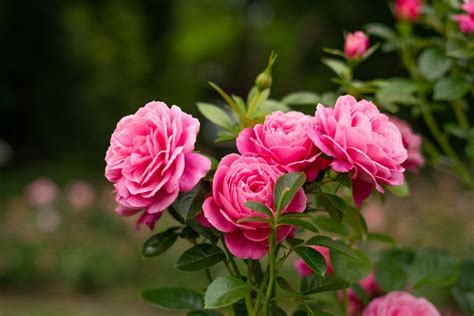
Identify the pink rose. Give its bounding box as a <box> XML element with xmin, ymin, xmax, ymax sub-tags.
<box><xmin>66</xmin><ymin>180</ymin><xmax>96</xmax><ymax>210</ymax></box>
<box><xmin>389</xmin><ymin>117</ymin><xmax>424</xmax><ymax>172</ymax></box>
<box><xmin>105</xmin><ymin>101</ymin><xmax>211</xmax><ymax>229</ymax></box>
<box><xmin>25</xmin><ymin>178</ymin><xmax>58</xmax><ymax>208</ymax></box>
<box><xmin>200</xmin><ymin>154</ymin><xmax>306</xmax><ymax>259</ymax></box>
<box><xmin>295</xmin><ymin>246</ymin><xmax>333</xmax><ymax>277</ymax></box>
<box><xmin>237</xmin><ymin>111</ymin><xmax>328</xmax><ymax>181</ymax></box>
<box><xmin>455</xmin><ymin>14</ymin><xmax>474</xmax><ymax>33</ymax></box>
<box><xmin>363</xmin><ymin>291</ymin><xmax>440</xmax><ymax>316</ymax></box>
<box><xmin>462</xmin><ymin>0</ymin><xmax>474</xmax><ymax>18</ymax></box>
<box><xmin>344</xmin><ymin>31</ymin><xmax>369</xmax><ymax>60</ymax></box>
<box><xmin>395</xmin><ymin>0</ymin><xmax>422</xmax><ymax>21</ymax></box>
<box><xmin>345</xmin><ymin>273</ymin><xmax>382</xmax><ymax>316</ymax></box>
<box><xmin>309</xmin><ymin>95</ymin><xmax>407</xmax><ymax>207</ymax></box>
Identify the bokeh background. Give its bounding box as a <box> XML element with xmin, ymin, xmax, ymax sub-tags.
<box><xmin>0</xmin><ymin>0</ymin><xmax>472</xmax><ymax>315</ymax></box>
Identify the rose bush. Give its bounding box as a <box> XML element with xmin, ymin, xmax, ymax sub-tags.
<box><xmin>103</xmin><ymin>1</ymin><xmax>473</xmax><ymax>315</ymax></box>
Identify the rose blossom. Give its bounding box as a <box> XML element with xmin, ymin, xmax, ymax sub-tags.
<box><xmin>105</xmin><ymin>101</ymin><xmax>211</xmax><ymax>229</ymax></box>
<box><xmin>389</xmin><ymin>117</ymin><xmax>424</xmax><ymax>172</ymax></box>
<box><xmin>344</xmin><ymin>31</ymin><xmax>369</xmax><ymax>60</ymax></box>
<box><xmin>462</xmin><ymin>0</ymin><xmax>474</xmax><ymax>18</ymax></box>
<box><xmin>200</xmin><ymin>154</ymin><xmax>306</xmax><ymax>259</ymax></box>
<box><xmin>25</xmin><ymin>178</ymin><xmax>58</xmax><ymax>208</ymax></box>
<box><xmin>363</xmin><ymin>291</ymin><xmax>440</xmax><ymax>316</ymax></box>
<box><xmin>237</xmin><ymin>111</ymin><xmax>328</xmax><ymax>181</ymax></box>
<box><xmin>309</xmin><ymin>95</ymin><xmax>407</xmax><ymax>207</ymax></box>
<box><xmin>455</xmin><ymin>14</ymin><xmax>474</xmax><ymax>33</ymax></box>
<box><xmin>294</xmin><ymin>246</ymin><xmax>333</xmax><ymax>277</ymax></box>
<box><xmin>395</xmin><ymin>0</ymin><xmax>422</xmax><ymax>21</ymax></box>
<box><xmin>66</xmin><ymin>180</ymin><xmax>96</xmax><ymax>210</ymax></box>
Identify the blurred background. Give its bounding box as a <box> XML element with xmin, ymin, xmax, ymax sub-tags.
<box><xmin>0</xmin><ymin>0</ymin><xmax>472</xmax><ymax>315</ymax></box>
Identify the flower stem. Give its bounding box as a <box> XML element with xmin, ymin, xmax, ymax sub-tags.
<box><xmin>262</xmin><ymin>227</ymin><xmax>276</xmax><ymax>316</ymax></box>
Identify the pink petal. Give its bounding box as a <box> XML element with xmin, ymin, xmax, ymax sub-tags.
<box><xmin>179</xmin><ymin>152</ymin><xmax>211</xmax><ymax>192</ymax></box>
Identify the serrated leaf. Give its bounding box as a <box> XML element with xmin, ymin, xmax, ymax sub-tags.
<box><xmin>295</xmin><ymin>246</ymin><xmax>327</xmax><ymax>277</ymax></box>
<box><xmin>281</xmin><ymin>92</ymin><xmax>320</xmax><ymax>106</ymax></box>
<box><xmin>197</xmin><ymin>102</ymin><xmax>233</xmax><ymax>130</ymax></box>
<box><xmin>408</xmin><ymin>249</ymin><xmax>459</xmax><ymax>288</ymax></box>
<box><xmin>142</xmin><ymin>228</ymin><xmax>179</xmax><ymax>258</ymax></box>
<box><xmin>274</xmin><ymin>172</ymin><xmax>306</xmax><ymax>213</ymax></box>
<box><xmin>306</xmin><ymin>236</ymin><xmax>358</xmax><ymax>260</ymax></box>
<box><xmin>276</xmin><ymin>276</ymin><xmax>296</xmax><ymax>293</ymax></box>
<box><xmin>142</xmin><ymin>288</ymin><xmax>203</xmax><ymax>310</ymax></box>
<box><xmin>331</xmin><ymin>249</ymin><xmax>371</xmax><ymax>283</ymax></box>
<box><xmin>322</xmin><ymin>58</ymin><xmax>350</xmax><ymax>79</ymax></box>
<box><xmin>175</xmin><ymin>244</ymin><xmax>225</xmax><ymax>271</ymax></box>
<box><xmin>204</xmin><ymin>276</ymin><xmax>251</xmax><ymax>309</ymax></box>
<box><xmin>301</xmin><ymin>274</ymin><xmax>350</xmax><ymax>295</ymax></box>
<box><xmin>418</xmin><ymin>48</ymin><xmax>452</xmax><ymax>81</ymax></box>
<box><xmin>433</xmin><ymin>78</ymin><xmax>470</xmax><ymax>101</ymax></box>
<box><xmin>367</xmin><ymin>233</ymin><xmax>397</xmax><ymax>246</ymax></box>
<box><xmin>244</xmin><ymin>201</ymin><xmax>273</xmax><ymax>217</ymax></box>
<box><xmin>279</xmin><ymin>217</ymin><xmax>319</xmax><ymax>233</ymax></box>
<box><xmin>237</xmin><ymin>216</ymin><xmax>271</xmax><ymax>223</ymax></box>
<box><xmin>343</xmin><ymin>207</ymin><xmax>368</xmax><ymax>241</ymax></box>
<box><xmin>172</xmin><ymin>183</ymin><xmax>205</xmax><ymax>219</ymax></box>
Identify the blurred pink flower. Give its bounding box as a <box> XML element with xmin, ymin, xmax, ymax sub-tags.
<box><xmin>363</xmin><ymin>291</ymin><xmax>440</xmax><ymax>316</ymax></box>
<box><xmin>345</xmin><ymin>273</ymin><xmax>382</xmax><ymax>316</ymax></box>
<box><xmin>105</xmin><ymin>101</ymin><xmax>211</xmax><ymax>229</ymax></box>
<box><xmin>66</xmin><ymin>180</ymin><xmax>96</xmax><ymax>210</ymax></box>
<box><xmin>395</xmin><ymin>0</ymin><xmax>422</xmax><ymax>21</ymax></box>
<box><xmin>25</xmin><ymin>178</ymin><xmax>58</xmax><ymax>208</ymax></box>
<box><xmin>455</xmin><ymin>14</ymin><xmax>474</xmax><ymax>33</ymax></box>
<box><xmin>344</xmin><ymin>31</ymin><xmax>369</xmax><ymax>60</ymax></box>
<box><xmin>309</xmin><ymin>95</ymin><xmax>407</xmax><ymax>207</ymax></box>
<box><xmin>389</xmin><ymin>117</ymin><xmax>424</xmax><ymax>172</ymax></box>
<box><xmin>462</xmin><ymin>0</ymin><xmax>474</xmax><ymax>18</ymax></box>
<box><xmin>363</xmin><ymin>203</ymin><xmax>387</xmax><ymax>231</ymax></box>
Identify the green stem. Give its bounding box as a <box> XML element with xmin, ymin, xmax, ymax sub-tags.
<box><xmin>205</xmin><ymin>269</ymin><xmax>213</xmax><ymax>283</ymax></box>
<box><xmin>451</xmin><ymin>100</ymin><xmax>469</xmax><ymax>130</ymax></box>
<box><xmin>245</xmin><ymin>262</ymin><xmax>256</xmax><ymax>316</ymax></box>
<box><xmin>400</xmin><ymin>37</ymin><xmax>474</xmax><ymax>189</ymax></box>
<box><xmin>253</xmin><ymin>268</ymin><xmax>269</xmax><ymax>314</ymax></box>
<box><xmin>262</xmin><ymin>228</ymin><xmax>276</xmax><ymax>316</ymax></box>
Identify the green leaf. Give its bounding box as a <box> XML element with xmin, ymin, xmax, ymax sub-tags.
<box><xmin>276</xmin><ymin>276</ymin><xmax>296</xmax><ymax>293</ymax></box>
<box><xmin>204</xmin><ymin>276</ymin><xmax>251</xmax><ymax>309</ymax></box>
<box><xmin>295</xmin><ymin>246</ymin><xmax>327</xmax><ymax>277</ymax></box>
<box><xmin>433</xmin><ymin>78</ymin><xmax>470</xmax><ymax>101</ymax></box>
<box><xmin>197</xmin><ymin>102</ymin><xmax>233</xmax><ymax>130</ymax></box>
<box><xmin>172</xmin><ymin>183</ymin><xmax>205</xmax><ymax>220</ymax></box>
<box><xmin>281</xmin><ymin>92</ymin><xmax>320</xmax><ymax>106</ymax></box>
<box><xmin>187</xmin><ymin>310</ymin><xmax>224</xmax><ymax>316</ymax></box>
<box><xmin>343</xmin><ymin>207</ymin><xmax>368</xmax><ymax>241</ymax></box>
<box><xmin>374</xmin><ymin>78</ymin><xmax>417</xmax><ymax>112</ymax></box>
<box><xmin>306</xmin><ymin>236</ymin><xmax>358</xmax><ymax>261</ymax></box>
<box><xmin>387</xmin><ymin>181</ymin><xmax>410</xmax><ymax>197</ymax></box>
<box><xmin>274</xmin><ymin>172</ymin><xmax>306</xmax><ymax>213</ymax></box>
<box><xmin>408</xmin><ymin>249</ymin><xmax>459</xmax><ymax>288</ymax></box>
<box><xmin>244</xmin><ymin>201</ymin><xmax>273</xmax><ymax>217</ymax></box>
<box><xmin>367</xmin><ymin>233</ymin><xmax>397</xmax><ymax>246</ymax></box>
<box><xmin>237</xmin><ymin>216</ymin><xmax>271</xmax><ymax>223</ymax></box>
<box><xmin>142</xmin><ymin>228</ymin><xmax>179</xmax><ymax>258</ymax></box>
<box><xmin>175</xmin><ymin>244</ymin><xmax>225</xmax><ymax>272</ymax></box>
<box><xmin>258</xmin><ymin>99</ymin><xmax>290</xmax><ymax>114</ymax></box>
<box><xmin>208</xmin><ymin>82</ymin><xmax>241</xmax><ymax>115</ymax></box>
<box><xmin>418</xmin><ymin>48</ymin><xmax>452</xmax><ymax>81</ymax></box>
<box><xmin>375</xmin><ymin>257</ymin><xmax>407</xmax><ymax>292</ymax></box>
<box><xmin>351</xmin><ymin>283</ymin><xmax>369</xmax><ymax>305</ymax></box>
<box><xmin>452</xmin><ymin>260</ymin><xmax>474</xmax><ymax>315</ymax></box>
<box><xmin>365</xmin><ymin>23</ymin><xmax>397</xmax><ymax>41</ymax></box>
<box><xmin>301</xmin><ymin>275</ymin><xmax>350</xmax><ymax>295</ymax></box>
<box><xmin>331</xmin><ymin>249</ymin><xmax>371</xmax><ymax>283</ymax></box>
<box><xmin>315</xmin><ymin>192</ymin><xmax>346</xmax><ymax>222</ymax></box>
<box><xmin>321</xmin><ymin>58</ymin><xmax>350</xmax><ymax>79</ymax></box>
<box><xmin>279</xmin><ymin>217</ymin><xmax>319</xmax><ymax>233</ymax></box>
<box><xmin>142</xmin><ymin>288</ymin><xmax>203</xmax><ymax>310</ymax></box>
<box><xmin>313</xmin><ymin>216</ymin><xmax>348</xmax><ymax>236</ymax></box>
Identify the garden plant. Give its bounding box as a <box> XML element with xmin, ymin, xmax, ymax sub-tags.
<box><xmin>104</xmin><ymin>0</ymin><xmax>474</xmax><ymax>315</ymax></box>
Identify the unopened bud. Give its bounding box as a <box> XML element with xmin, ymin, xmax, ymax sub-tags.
<box><xmin>255</xmin><ymin>71</ymin><xmax>273</xmax><ymax>91</ymax></box>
